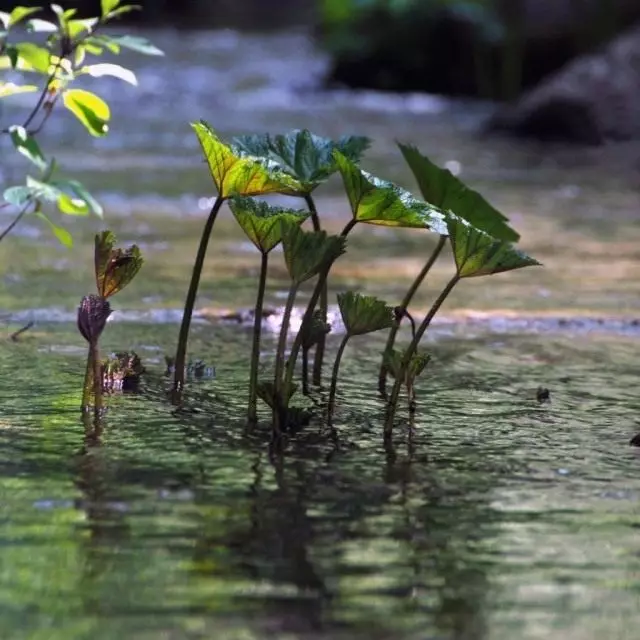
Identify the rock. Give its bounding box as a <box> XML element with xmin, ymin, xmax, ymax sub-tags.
<box><xmin>487</xmin><ymin>25</ymin><xmax>640</xmax><ymax>144</ymax></box>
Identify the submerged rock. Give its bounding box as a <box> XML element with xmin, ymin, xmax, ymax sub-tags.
<box><xmin>102</xmin><ymin>351</ymin><xmax>145</xmax><ymax>393</ymax></box>
<box><xmin>488</xmin><ymin>25</ymin><xmax>640</xmax><ymax>144</ymax></box>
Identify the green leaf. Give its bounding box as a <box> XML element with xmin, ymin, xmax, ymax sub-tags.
<box><xmin>228</xmin><ymin>196</ymin><xmax>309</xmax><ymax>254</ymax></box>
<box><xmin>333</xmin><ymin>150</ymin><xmax>448</xmax><ymax>233</ymax></box>
<box><xmin>94</xmin><ymin>230</ymin><xmax>143</xmax><ymax>298</ymax></box>
<box><xmin>3</xmin><ymin>185</ymin><xmax>33</xmax><ymax>206</ymax></box>
<box><xmin>36</xmin><ymin>211</ymin><xmax>72</xmax><ymax>247</ymax></box>
<box><xmin>26</xmin><ymin>175</ymin><xmax>61</xmax><ymax>202</ymax></box>
<box><xmin>0</xmin><ymin>11</ymin><xmax>9</xmax><ymax>28</ymax></box>
<box><xmin>256</xmin><ymin>380</ymin><xmax>297</xmax><ymax>409</ymax></box>
<box><xmin>280</xmin><ymin>221</ymin><xmax>346</xmax><ymax>285</ymax></box>
<box><xmin>232</xmin><ymin>129</ymin><xmax>370</xmax><ymax>193</ymax></box>
<box><xmin>67</xmin><ymin>18</ymin><xmax>98</xmax><ymax>38</ymax></box>
<box><xmin>105</xmin><ymin>35</ymin><xmax>163</xmax><ymax>56</ymax></box>
<box><xmin>8</xmin><ymin>6</ymin><xmax>41</xmax><ymax>27</ymax></box>
<box><xmin>14</xmin><ymin>42</ymin><xmax>51</xmax><ymax>73</ymax></box>
<box><xmin>79</xmin><ymin>62</ymin><xmax>137</xmax><ymax>85</ymax></box>
<box><xmin>337</xmin><ymin>291</ymin><xmax>394</xmax><ymax>336</ymax></box>
<box><xmin>26</xmin><ymin>18</ymin><xmax>57</xmax><ymax>32</ymax></box>
<box><xmin>49</xmin><ymin>4</ymin><xmax>67</xmax><ymax>33</ymax></box>
<box><xmin>384</xmin><ymin>348</ymin><xmax>431</xmax><ymax>383</ymax></box>
<box><xmin>87</xmin><ymin>35</ymin><xmax>120</xmax><ymax>54</ymax></box>
<box><xmin>447</xmin><ymin>217</ymin><xmax>540</xmax><ymax>278</ymax></box>
<box><xmin>101</xmin><ymin>0</ymin><xmax>120</xmax><ymax>16</ymax></box>
<box><xmin>57</xmin><ymin>192</ymin><xmax>89</xmax><ymax>215</ymax></box>
<box><xmin>52</xmin><ymin>179</ymin><xmax>103</xmax><ymax>217</ymax></box>
<box><xmin>9</xmin><ymin>125</ymin><xmax>47</xmax><ymax>170</ymax></box>
<box><xmin>63</xmin><ymin>88</ymin><xmax>110</xmax><ymax>137</ymax></box>
<box><xmin>192</xmin><ymin>120</ymin><xmax>301</xmax><ymax>198</ymax></box>
<box><xmin>300</xmin><ymin>309</ymin><xmax>331</xmax><ymax>349</ymax></box>
<box><xmin>398</xmin><ymin>143</ymin><xmax>520</xmax><ymax>242</ymax></box>
<box><xmin>0</xmin><ymin>81</ymin><xmax>38</xmax><ymax>97</ymax></box>
<box><xmin>102</xmin><ymin>5</ymin><xmax>142</xmax><ymax>20</ymax></box>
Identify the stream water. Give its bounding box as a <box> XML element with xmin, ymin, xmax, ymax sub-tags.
<box><xmin>1</xmin><ymin>28</ymin><xmax>640</xmax><ymax>640</ymax></box>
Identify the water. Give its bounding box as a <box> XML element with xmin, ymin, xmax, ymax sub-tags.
<box><xmin>1</xmin><ymin>27</ymin><xmax>640</xmax><ymax>640</ymax></box>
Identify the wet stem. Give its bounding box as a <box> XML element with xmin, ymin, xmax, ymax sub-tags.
<box><xmin>383</xmin><ymin>272</ymin><xmax>461</xmax><ymax>439</ymax></box>
<box><xmin>81</xmin><ymin>340</ymin><xmax>102</xmax><ymax>418</ymax></box>
<box><xmin>172</xmin><ymin>196</ymin><xmax>225</xmax><ymax>403</ymax></box>
<box><xmin>378</xmin><ymin>235</ymin><xmax>446</xmax><ymax>397</ymax></box>
<box><xmin>248</xmin><ymin>251</ymin><xmax>269</xmax><ymax>425</ymax></box>
<box><xmin>327</xmin><ymin>332</ymin><xmax>350</xmax><ymax>426</ymax></box>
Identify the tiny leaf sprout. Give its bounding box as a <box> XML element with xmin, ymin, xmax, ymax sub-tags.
<box><xmin>328</xmin><ymin>292</ymin><xmax>395</xmax><ymax>426</ymax></box>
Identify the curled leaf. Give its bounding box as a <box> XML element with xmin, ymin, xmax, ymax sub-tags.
<box><xmin>301</xmin><ymin>309</ymin><xmax>331</xmax><ymax>349</ymax></box>
<box><xmin>256</xmin><ymin>380</ymin><xmax>297</xmax><ymax>410</ymax></box>
<box><xmin>384</xmin><ymin>348</ymin><xmax>431</xmax><ymax>384</ymax></box>
<box><xmin>338</xmin><ymin>291</ymin><xmax>394</xmax><ymax>336</ymax></box>
<box><xmin>77</xmin><ymin>294</ymin><xmax>111</xmax><ymax>343</ymax></box>
<box><xmin>95</xmin><ymin>230</ymin><xmax>143</xmax><ymax>298</ymax></box>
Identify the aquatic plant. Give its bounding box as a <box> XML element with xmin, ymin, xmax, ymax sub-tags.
<box><xmin>0</xmin><ymin>1</ymin><xmax>162</xmax><ymax>245</ymax></box>
<box><xmin>78</xmin><ymin>231</ymin><xmax>143</xmax><ymax>418</ymax></box>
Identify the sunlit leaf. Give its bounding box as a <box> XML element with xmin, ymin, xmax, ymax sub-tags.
<box><xmin>103</xmin><ymin>5</ymin><xmax>141</xmax><ymax>20</ymax></box>
<box><xmin>9</xmin><ymin>125</ymin><xmax>47</xmax><ymax>170</ymax></box>
<box><xmin>333</xmin><ymin>150</ymin><xmax>447</xmax><ymax>232</ymax></box>
<box><xmin>26</xmin><ymin>18</ymin><xmax>57</xmax><ymax>32</ymax></box>
<box><xmin>101</xmin><ymin>0</ymin><xmax>120</xmax><ymax>16</ymax></box>
<box><xmin>52</xmin><ymin>179</ymin><xmax>103</xmax><ymax>217</ymax></box>
<box><xmin>14</xmin><ymin>42</ymin><xmax>50</xmax><ymax>73</ymax></box>
<box><xmin>232</xmin><ymin>129</ymin><xmax>370</xmax><ymax>193</ymax></box>
<box><xmin>24</xmin><ymin>175</ymin><xmax>61</xmax><ymax>202</ymax></box>
<box><xmin>94</xmin><ymin>230</ymin><xmax>143</xmax><ymax>298</ymax></box>
<box><xmin>67</xmin><ymin>18</ymin><xmax>98</xmax><ymax>38</ymax></box>
<box><xmin>79</xmin><ymin>62</ymin><xmax>137</xmax><ymax>85</ymax></box>
<box><xmin>57</xmin><ymin>192</ymin><xmax>89</xmax><ymax>215</ymax></box>
<box><xmin>8</xmin><ymin>6</ymin><xmax>41</xmax><ymax>26</ymax></box>
<box><xmin>229</xmin><ymin>196</ymin><xmax>309</xmax><ymax>254</ymax></box>
<box><xmin>49</xmin><ymin>3</ymin><xmax>67</xmax><ymax>33</ymax></box>
<box><xmin>105</xmin><ymin>34</ymin><xmax>163</xmax><ymax>56</ymax></box>
<box><xmin>192</xmin><ymin>120</ymin><xmax>301</xmax><ymax>198</ymax></box>
<box><xmin>86</xmin><ymin>35</ymin><xmax>120</xmax><ymax>54</ymax></box>
<box><xmin>63</xmin><ymin>88</ymin><xmax>110</xmax><ymax>136</ymax></box>
<box><xmin>0</xmin><ymin>81</ymin><xmax>38</xmax><ymax>97</ymax></box>
<box><xmin>280</xmin><ymin>221</ymin><xmax>346</xmax><ymax>285</ymax></box>
<box><xmin>447</xmin><ymin>217</ymin><xmax>540</xmax><ymax>278</ymax></box>
<box><xmin>0</xmin><ymin>11</ymin><xmax>8</xmax><ymax>28</ymax></box>
<box><xmin>338</xmin><ymin>291</ymin><xmax>394</xmax><ymax>336</ymax></box>
<box><xmin>398</xmin><ymin>143</ymin><xmax>519</xmax><ymax>242</ymax></box>
<box><xmin>36</xmin><ymin>211</ymin><xmax>72</xmax><ymax>247</ymax></box>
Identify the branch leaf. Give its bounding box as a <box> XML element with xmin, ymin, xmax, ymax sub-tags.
<box><xmin>333</xmin><ymin>150</ymin><xmax>447</xmax><ymax>233</ymax></box>
<box><xmin>63</xmin><ymin>88</ymin><xmax>110</xmax><ymax>136</ymax></box>
<box><xmin>447</xmin><ymin>217</ymin><xmax>540</xmax><ymax>278</ymax></box>
<box><xmin>26</xmin><ymin>17</ymin><xmax>57</xmax><ymax>32</ymax></box>
<box><xmin>192</xmin><ymin>120</ymin><xmax>301</xmax><ymax>198</ymax></box>
<box><xmin>232</xmin><ymin>129</ymin><xmax>370</xmax><ymax>193</ymax></box>
<box><xmin>101</xmin><ymin>0</ymin><xmax>120</xmax><ymax>16</ymax></box>
<box><xmin>105</xmin><ymin>35</ymin><xmax>163</xmax><ymax>56</ymax></box>
<box><xmin>36</xmin><ymin>211</ymin><xmax>73</xmax><ymax>247</ymax></box>
<box><xmin>13</xmin><ymin>42</ymin><xmax>50</xmax><ymax>73</ymax></box>
<box><xmin>9</xmin><ymin>125</ymin><xmax>47</xmax><ymax>170</ymax></box>
<box><xmin>52</xmin><ymin>179</ymin><xmax>103</xmax><ymax>217</ymax></box>
<box><xmin>338</xmin><ymin>291</ymin><xmax>395</xmax><ymax>336</ymax></box>
<box><xmin>228</xmin><ymin>196</ymin><xmax>309</xmax><ymax>254</ymax></box>
<box><xmin>94</xmin><ymin>230</ymin><xmax>143</xmax><ymax>298</ymax></box>
<box><xmin>398</xmin><ymin>143</ymin><xmax>519</xmax><ymax>242</ymax></box>
<box><xmin>8</xmin><ymin>6</ymin><xmax>41</xmax><ymax>27</ymax></box>
<box><xmin>79</xmin><ymin>62</ymin><xmax>137</xmax><ymax>85</ymax></box>
<box><xmin>0</xmin><ymin>81</ymin><xmax>38</xmax><ymax>97</ymax></box>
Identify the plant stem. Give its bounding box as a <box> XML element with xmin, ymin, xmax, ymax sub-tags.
<box><xmin>327</xmin><ymin>333</ymin><xmax>350</xmax><ymax>425</ymax></box>
<box><xmin>378</xmin><ymin>235</ymin><xmax>446</xmax><ymax>397</ymax></box>
<box><xmin>283</xmin><ymin>218</ymin><xmax>356</xmax><ymax>396</ymax></box>
<box><xmin>172</xmin><ymin>196</ymin><xmax>225</xmax><ymax>404</ymax></box>
<box><xmin>305</xmin><ymin>194</ymin><xmax>328</xmax><ymax>387</ymax></box>
<box><xmin>0</xmin><ymin>201</ymin><xmax>32</xmax><ymax>243</ymax></box>
<box><xmin>81</xmin><ymin>340</ymin><xmax>102</xmax><ymax>416</ymax></box>
<box><xmin>248</xmin><ymin>252</ymin><xmax>269</xmax><ymax>426</ymax></box>
<box><xmin>92</xmin><ymin>341</ymin><xmax>102</xmax><ymax>422</ymax></box>
<box><xmin>384</xmin><ymin>273</ymin><xmax>461</xmax><ymax>439</ymax></box>
<box><xmin>302</xmin><ymin>347</ymin><xmax>310</xmax><ymax>395</ymax></box>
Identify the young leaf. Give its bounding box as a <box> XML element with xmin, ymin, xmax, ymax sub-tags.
<box><xmin>57</xmin><ymin>192</ymin><xmax>89</xmax><ymax>215</ymax></box>
<box><xmin>398</xmin><ymin>143</ymin><xmax>519</xmax><ymax>242</ymax></box>
<box><xmin>94</xmin><ymin>231</ymin><xmax>143</xmax><ymax>298</ymax></box>
<box><xmin>8</xmin><ymin>6</ymin><xmax>41</xmax><ymax>27</ymax></box>
<box><xmin>280</xmin><ymin>221</ymin><xmax>346</xmax><ymax>285</ymax></box>
<box><xmin>80</xmin><ymin>63</ymin><xmax>137</xmax><ymax>85</ymax></box>
<box><xmin>26</xmin><ymin>18</ymin><xmax>56</xmax><ymax>32</ymax></box>
<box><xmin>192</xmin><ymin>121</ymin><xmax>301</xmax><ymax>198</ymax></box>
<box><xmin>300</xmin><ymin>308</ymin><xmax>331</xmax><ymax>349</ymax></box>
<box><xmin>232</xmin><ymin>129</ymin><xmax>370</xmax><ymax>193</ymax></box>
<box><xmin>105</xmin><ymin>35</ymin><xmax>163</xmax><ymax>56</ymax></box>
<box><xmin>102</xmin><ymin>5</ymin><xmax>142</xmax><ymax>20</ymax></box>
<box><xmin>49</xmin><ymin>3</ymin><xmax>67</xmax><ymax>34</ymax></box>
<box><xmin>9</xmin><ymin>125</ymin><xmax>47</xmax><ymax>170</ymax></box>
<box><xmin>52</xmin><ymin>179</ymin><xmax>103</xmax><ymax>217</ymax></box>
<box><xmin>63</xmin><ymin>89</ymin><xmax>110</xmax><ymax>136</ymax></box>
<box><xmin>0</xmin><ymin>82</ymin><xmax>38</xmax><ymax>97</ymax></box>
<box><xmin>67</xmin><ymin>18</ymin><xmax>99</xmax><ymax>38</ymax></box>
<box><xmin>333</xmin><ymin>150</ymin><xmax>447</xmax><ymax>233</ymax></box>
<box><xmin>256</xmin><ymin>380</ymin><xmax>297</xmax><ymax>410</ymax></box>
<box><xmin>447</xmin><ymin>217</ymin><xmax>540</xmax><ymax>278</ymax></box>
<box><xmin>229</xmin><ymin>196</ymin><xmax>309</xmax><ymax>254</ymax></box>
<box><xmin>384</xmin><ymin>348</ymin><xmax>431</xmax><ymax>383</ymax></box>
<box><xmin>25</xmin><ymin>175</ymin><xmax>61</xmax><ymax>202</ymax></box>
<box><xmin>338</xmin><ymin>291</ymin><xmax>395</xmax><ymax>336</ymax></box>
<box><xmin>77</xmin><ymin>294</ymin><xmax>111</xmax><ymax>343</ymax></box>
<box><xmin>36</xmin><ymin>211</ymin><xmax>73</xmax><ymax>247</ymax></box>
<box><xmin>101</xmin><ymin>0</ymin><xmax>120</xmax><ymax>16</ymax></box>
<box><xmin>14</xmin><ymin>42</ymin><xmax>50</xmax><ymax>73</ymax></box>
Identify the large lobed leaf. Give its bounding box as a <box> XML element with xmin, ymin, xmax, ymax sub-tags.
<box><xmin>228</xmin><ymin>196</ymin><xmax>309</xmax><ymax>254</ymax></box>
<box><xmin>193</xmin><ymin>121</ymin><xmax>301</xmax><ymax>198</ymax></box>
<box><xmin>232</xmin><ymin>129</ymin><xmax>370</xmax><ymax>193</ymax></box>
<box><xmin>447</xmin><ymin>217</ymin><xmax>540</xmax><ymax>278</ymax></box>
<box><xmin>337</xmin><ymin>291</ymin><xmax>394</xmax><ymax>336</ymax></box>
<box><xmin>398</xmin><ymin>143</ymin><xmax>519</xmax><ymax>242</ymax></box>
<box><xmin>280</xmin><ymin>222</ymin><xmax>347</xmax><ymax>285</ymax></box>
<box><xmin>95</xmin><ymin>230</ymin><xmax>143</xmax><ymax>298</ymax></box>
<box><xmin>333</xmin><ymin>150</ymin><xmax>447</xmax><ymax>233</ymax></box>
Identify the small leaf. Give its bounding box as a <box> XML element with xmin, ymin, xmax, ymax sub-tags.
<box><xmin>67</xmin><ymin>18</ymin><xmax>99</xmax><ymax>38</ymax></box>
<box><xmin>333</xmin><ymin>150</ymin><xmax>448</xmax><ymax>233</ymax></box>
<box><xmin>101</xmin><ymin>0</ymin><xmax>120</xmax><ymax>16</ymax></box>
<box><xmin>256</xmin><ymin>380</ymin><xmax>297</xmax><ymax>409</ymax></box>
<box><xmin>80</xmin><ymin>62</ymin><xmax>137</xmax><ymax>85</ymax></box>
<box><xmin>300</xmin><ymin>309</ymin><xmax>331</xmax><ymax>349</ymax></box>
<box><xmin>447</xmin><ymin>217</ymin><xmax>541</xmax><ymax>278</ymax></box>
<box><xmin>26</xmin><ymin>175</ymin><xmax>62</xmax><ymax>202</ymax></box>
<box><xmin>14</xmin><ymin>42</ymin><xmax>50</xmax><ymax>73</ymax></box>
<box><xmin>103</xmin><ymin>5</ymin><xmax>141</xmax><ymax>20</ymax></box>
<box><xmin>49</xmin><ymin>3</ymin><xmax>67</xmax><ymax>33</ymax></box>
<box><xmin>87</xmin><ymin>35</ymin><xmax>120</xmax><ymax>54</ymax></box>
<box><xmin>52</xmin><ymin>179</ymin><xmax>103</xmax><ymax>217</ymax></box>
<box><xmin>0</xmin><ymin>82</ymin><xmax>38</xmax><ymax>97</ymax></box>
<box><xmin>280</xmin><ymin>221</ymin><xmax>346</xmax><ymax>285</ymax></box>
<box><xmin>94</xmin><ymin>230</ymin><xmax>143</xmax><ymax>298</ymax></box>
<box><xmin>26</xmin><ymin>17</ymin><xmax>57</xmax><ymax>32</ymax></box>
<box><xmin>337</xmin><ymin>291</ymin><xmax>395</xmax><ymax>336</ymax></box>
<box><xmin>9</xmin><ymin>125</ymin><xmax>47</xmax><ymax>170</ymax></box>
<box><xmin>9</xmin><ymin>6</ymin><xmax>41</xmax><ymax>27</ymax></box>
<box><xmin>0</xmin><ymin>11</ymin><xmax>9</xmax><ymax>28</ymax></box>
<box><xmin>228</xmin><ymin>196</ymin><xmax>309</xmax><ymax>254</ymax></box>
<box><xmin>57</xmin><ymin>192</ymin><xmax>89</xmax><ymax>215</ymax></box>
<box><xmin>36</xmin><ymin>211</ymin><xmax>73</xmax><ymax>247</ymax></box>
<box><xmin>384</xmin><ymin>348</ymin><xmax>431</xmax><ymax>383</ymax></box>
<box><xmin>106</xmin><ymin>34</ymin><xmax>163</xmax><ymax>56</ymax></box>
<box><xmin>63</xmin><ymin>88</ymin><xmax>110</xmax><ymax>137</ymax></box>
<box><xmin>398</xmin><ymin>143</ymin><xmax>519</xmax><ymax>242</ymax></box>
<box><xmin>232</xmin><ymin>129</ymin><xmax>370</xmax><ymax>193</ymax></box>
<box><xmin>3</xmin><ymin>185</ymin><xmax>32</xmax><ymax>206</ymax></box>
<box><xmin>192</xmin><ymin>120</ymin><xmax>301</xmax><ymax>198</ymax></box>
